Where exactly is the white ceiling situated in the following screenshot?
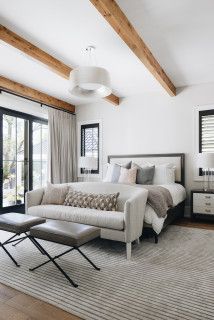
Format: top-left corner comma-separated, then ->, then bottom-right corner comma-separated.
0,0 -> 214,105
117,0 -> 214,87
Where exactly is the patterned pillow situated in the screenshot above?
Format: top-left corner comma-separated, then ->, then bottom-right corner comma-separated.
64,190 -> 93,208
64,190 -> 120,211
90,192 -> 120,211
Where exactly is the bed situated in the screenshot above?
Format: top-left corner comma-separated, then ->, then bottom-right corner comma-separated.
108,153 -> 186,243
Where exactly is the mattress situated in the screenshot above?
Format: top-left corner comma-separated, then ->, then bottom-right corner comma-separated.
138,183 -> 186,235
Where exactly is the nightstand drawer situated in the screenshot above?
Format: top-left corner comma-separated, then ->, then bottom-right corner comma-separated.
193,205 -> 214,215
193,193 -> 214,206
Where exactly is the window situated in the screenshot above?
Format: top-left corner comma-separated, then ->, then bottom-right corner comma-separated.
81,123 -> 99,174
32,122 -> 48,189
199,109 -> 214,175
199,109 -> 214,153
2,114 -> 25,207
0,107 -> 48,212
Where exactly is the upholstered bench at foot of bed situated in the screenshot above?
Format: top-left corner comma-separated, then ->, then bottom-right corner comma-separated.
0,212 -> 46,266
29,220 -> 101,288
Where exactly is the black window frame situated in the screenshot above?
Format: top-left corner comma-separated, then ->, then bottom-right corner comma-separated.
199,109 -> 214,176
0,106 -> 48,213
80,123 -> 99,174
29,119 -> 48,191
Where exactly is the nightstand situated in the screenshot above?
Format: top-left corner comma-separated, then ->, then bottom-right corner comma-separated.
191,189 -> 214,221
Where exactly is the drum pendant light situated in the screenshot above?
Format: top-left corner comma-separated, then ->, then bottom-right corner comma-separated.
68,46 -> 112,99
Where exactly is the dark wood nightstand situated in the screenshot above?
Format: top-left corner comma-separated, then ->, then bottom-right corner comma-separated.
191,189 -> 214,221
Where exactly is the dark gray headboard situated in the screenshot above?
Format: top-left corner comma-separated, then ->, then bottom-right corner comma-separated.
108,153 -> 185,186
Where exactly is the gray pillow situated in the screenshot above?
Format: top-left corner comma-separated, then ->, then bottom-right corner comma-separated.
132,163 -> 155,185
122,161 -> 132,169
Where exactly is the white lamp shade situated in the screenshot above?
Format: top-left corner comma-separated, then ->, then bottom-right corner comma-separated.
69,66 -> 111,99
196,153 -> 214,168
79,156 -> 97,170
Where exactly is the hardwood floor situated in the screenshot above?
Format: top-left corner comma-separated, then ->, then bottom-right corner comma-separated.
174,217 -> 214,230
0,218 -> 212,320
0,283 -> 82,320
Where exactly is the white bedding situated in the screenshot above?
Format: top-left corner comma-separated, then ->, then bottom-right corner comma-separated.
137,183 -> 186,234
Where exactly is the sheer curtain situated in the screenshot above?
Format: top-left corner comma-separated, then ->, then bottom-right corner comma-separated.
48,108 -> 77,183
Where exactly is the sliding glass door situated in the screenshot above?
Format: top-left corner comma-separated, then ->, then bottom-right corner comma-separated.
0,107 -> 48,213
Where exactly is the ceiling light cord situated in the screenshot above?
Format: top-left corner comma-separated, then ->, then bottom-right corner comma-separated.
85,46 -> 97,67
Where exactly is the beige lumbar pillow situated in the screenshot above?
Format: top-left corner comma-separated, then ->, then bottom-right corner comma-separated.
118,167 -> 137,184
41,182 -> 69,205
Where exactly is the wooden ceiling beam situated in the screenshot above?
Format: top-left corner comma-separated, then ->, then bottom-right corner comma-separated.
89,0 -> 176,96
0,25 -> 70,79
0,24 -> 120,105
0,76 -> 75,113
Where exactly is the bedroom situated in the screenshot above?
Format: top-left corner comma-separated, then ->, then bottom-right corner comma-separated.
0,0 -> 213,319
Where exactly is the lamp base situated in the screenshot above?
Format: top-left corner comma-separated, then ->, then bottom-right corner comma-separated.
82,168 -> 91,182
203,168 -> 213,191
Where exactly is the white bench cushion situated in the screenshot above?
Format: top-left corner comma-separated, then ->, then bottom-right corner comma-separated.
28,205 -> 124,231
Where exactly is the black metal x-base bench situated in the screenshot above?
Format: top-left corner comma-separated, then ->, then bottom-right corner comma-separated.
29,220 -> 101,288
0,212 -> 46,267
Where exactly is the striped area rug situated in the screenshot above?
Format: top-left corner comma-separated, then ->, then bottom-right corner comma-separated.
0,225 -> 213,320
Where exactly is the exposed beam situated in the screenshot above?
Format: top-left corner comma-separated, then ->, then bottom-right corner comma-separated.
0,25 -> 70,79
89,0 -> 176,96
0,76 -> 75,113
0,25 -> 120,105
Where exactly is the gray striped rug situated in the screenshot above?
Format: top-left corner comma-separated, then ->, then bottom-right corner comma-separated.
0,225 -> 213,320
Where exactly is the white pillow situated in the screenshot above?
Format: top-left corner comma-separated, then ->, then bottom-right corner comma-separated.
103,163 -> 121,183
147,163 -> 176,184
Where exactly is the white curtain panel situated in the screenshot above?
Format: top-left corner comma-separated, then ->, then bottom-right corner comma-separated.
48,108 -> 77,183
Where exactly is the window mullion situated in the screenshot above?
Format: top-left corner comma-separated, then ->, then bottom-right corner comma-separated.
0,113 -> 3,208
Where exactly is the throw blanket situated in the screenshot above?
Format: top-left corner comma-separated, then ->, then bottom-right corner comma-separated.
143,186 -> 173,218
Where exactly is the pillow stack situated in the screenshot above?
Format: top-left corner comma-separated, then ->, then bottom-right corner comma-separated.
103,161 -> 155,185
103,161 -> 176,185
40,183 -> 120,212
103,162 -> 132,183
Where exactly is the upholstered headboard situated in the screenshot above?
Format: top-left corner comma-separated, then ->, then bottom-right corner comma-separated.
108,153 -> 185,186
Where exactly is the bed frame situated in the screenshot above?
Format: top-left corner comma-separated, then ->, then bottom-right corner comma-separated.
108,153 -> 185,244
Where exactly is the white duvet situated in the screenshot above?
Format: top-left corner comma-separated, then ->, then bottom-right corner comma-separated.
137,183 -> 186,234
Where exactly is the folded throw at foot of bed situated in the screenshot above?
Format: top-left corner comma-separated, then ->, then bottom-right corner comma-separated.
143,186 -> 173,218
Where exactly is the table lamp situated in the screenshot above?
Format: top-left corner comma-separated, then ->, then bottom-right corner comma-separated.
79,156 -> 97,181
196,153 -> 214,190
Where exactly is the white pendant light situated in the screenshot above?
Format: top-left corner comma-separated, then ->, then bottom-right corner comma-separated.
69,46 -> 112,99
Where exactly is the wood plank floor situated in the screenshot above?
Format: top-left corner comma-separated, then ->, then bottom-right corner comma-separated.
0,218 -> 213,320
174,217 -> 214,230
0,283 -> 82,320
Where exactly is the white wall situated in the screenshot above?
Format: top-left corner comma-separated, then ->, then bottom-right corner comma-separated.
76,82 -> 214,210
0,92 -> 48,119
